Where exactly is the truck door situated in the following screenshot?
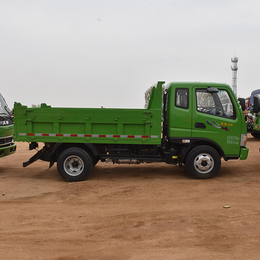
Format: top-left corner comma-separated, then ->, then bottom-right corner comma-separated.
167,87 -> 192,138
191,86 -> 241,157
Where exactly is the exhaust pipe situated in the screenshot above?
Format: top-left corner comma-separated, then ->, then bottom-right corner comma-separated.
113,159 -> 141,164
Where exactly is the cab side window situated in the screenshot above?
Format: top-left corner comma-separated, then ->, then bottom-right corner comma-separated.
175,88 -> 188,109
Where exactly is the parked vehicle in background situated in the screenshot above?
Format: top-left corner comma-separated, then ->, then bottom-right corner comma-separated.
0,93 -> 16,158
14,81 -> 248,181
239,89 -> 260,138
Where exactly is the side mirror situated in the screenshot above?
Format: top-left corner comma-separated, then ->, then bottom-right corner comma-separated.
253,96 -> 260,113
238,98 -> 245,111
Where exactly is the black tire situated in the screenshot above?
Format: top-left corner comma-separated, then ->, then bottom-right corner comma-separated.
251,132 -> 260,138
57,148 -> 93,182
185,145 -> 221,179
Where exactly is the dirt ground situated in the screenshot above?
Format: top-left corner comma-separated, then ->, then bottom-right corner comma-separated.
0,136 -> 260,260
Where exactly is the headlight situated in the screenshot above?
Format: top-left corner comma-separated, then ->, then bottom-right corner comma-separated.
240,134 -> 247,147
0,120 -> 11,126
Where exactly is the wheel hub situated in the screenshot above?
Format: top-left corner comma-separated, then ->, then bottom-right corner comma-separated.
201,161 -> 208,167
194,153 -> 214,174
72,161 -> 79,168
64,155 -> 84,177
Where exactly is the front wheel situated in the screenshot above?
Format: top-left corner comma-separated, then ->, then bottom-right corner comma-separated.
57,148 -> 93,182
185,146 -> 221,179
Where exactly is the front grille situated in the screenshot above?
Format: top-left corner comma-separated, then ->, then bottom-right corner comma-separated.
0,136 -> 13,146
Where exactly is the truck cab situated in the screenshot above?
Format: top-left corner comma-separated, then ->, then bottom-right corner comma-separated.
0,93 -> 16,158
166,82 -> 247,159
239,89 -> 260,138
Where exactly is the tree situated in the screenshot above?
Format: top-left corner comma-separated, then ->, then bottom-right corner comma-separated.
144,86 -> 154,109
144,85 -> 165,109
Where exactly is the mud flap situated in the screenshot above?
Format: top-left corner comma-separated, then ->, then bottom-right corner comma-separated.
23,149 -> 46,167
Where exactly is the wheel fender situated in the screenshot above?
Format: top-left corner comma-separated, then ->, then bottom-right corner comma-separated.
169,137 -> 225,160
83,143 -> 99,157
183,140 -> 225,161
51,143 -> 99,157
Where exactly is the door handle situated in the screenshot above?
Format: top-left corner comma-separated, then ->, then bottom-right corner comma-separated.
195,122 -> 206,129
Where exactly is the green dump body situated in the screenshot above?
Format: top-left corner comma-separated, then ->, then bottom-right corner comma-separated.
14,82 -> 164,145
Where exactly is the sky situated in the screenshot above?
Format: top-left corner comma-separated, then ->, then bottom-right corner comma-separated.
1,0 -> 260,109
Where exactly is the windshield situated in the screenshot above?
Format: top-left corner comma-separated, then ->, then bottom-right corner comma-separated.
0,94 -> 11,115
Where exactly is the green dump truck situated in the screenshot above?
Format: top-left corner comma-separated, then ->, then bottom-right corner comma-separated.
239,89 -> 260,138
0,93 -> 16,158
14,81 -> 248,181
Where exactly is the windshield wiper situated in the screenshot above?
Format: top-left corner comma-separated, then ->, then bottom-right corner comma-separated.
4,106 -> 12,119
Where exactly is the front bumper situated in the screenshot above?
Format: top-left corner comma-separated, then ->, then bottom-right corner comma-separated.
240,147 -> 249,160
0,143 -> 16,157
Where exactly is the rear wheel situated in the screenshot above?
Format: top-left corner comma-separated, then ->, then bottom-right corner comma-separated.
185,145 -> 221,179
57,148 -> 93,182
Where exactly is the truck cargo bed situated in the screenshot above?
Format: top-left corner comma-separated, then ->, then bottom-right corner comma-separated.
14,82 -> 163,145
